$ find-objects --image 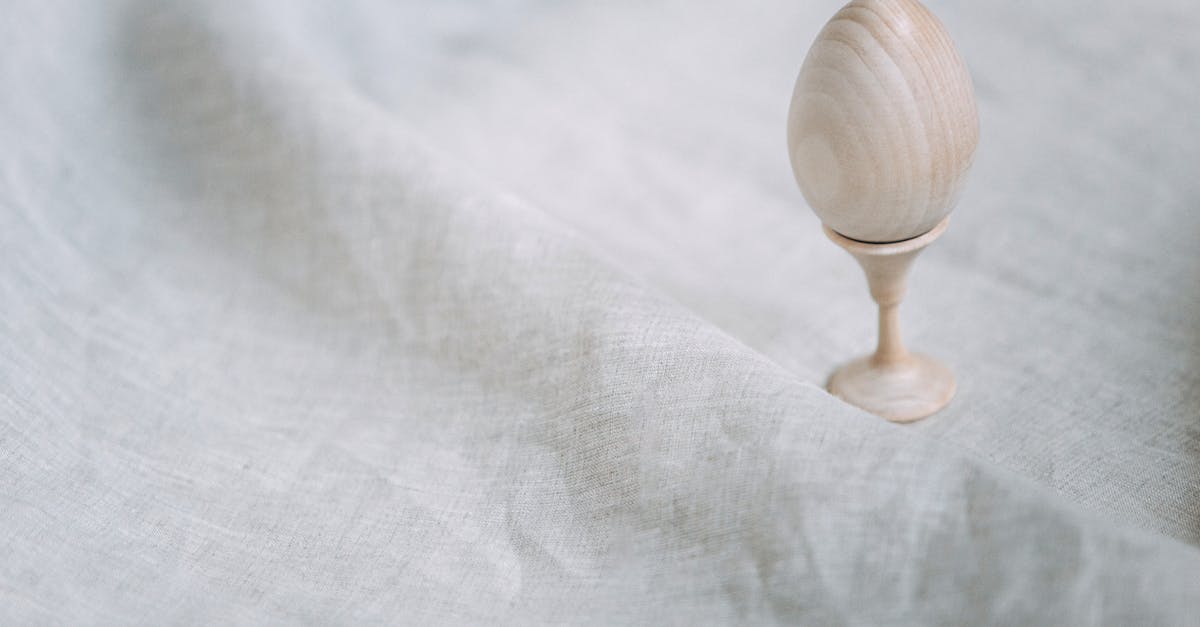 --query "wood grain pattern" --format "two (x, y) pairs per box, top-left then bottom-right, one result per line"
(788, 0), (978, 243)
